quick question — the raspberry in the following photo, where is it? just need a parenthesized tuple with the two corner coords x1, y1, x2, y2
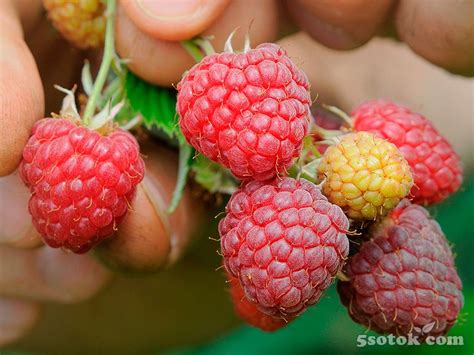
(337, 200, 463, 337)
(177, 43, 311, 181)
(43, 0, 105, 49)
(352, 99, 463, 205)
(317, 132, 413, 220)
(219, 177, 349, 318)
(228, 274, 290, 331)
(20, 118, 145, 253)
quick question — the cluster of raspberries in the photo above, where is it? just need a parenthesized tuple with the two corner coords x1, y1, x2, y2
(176, 43, 463, 338)
(26, 3, 465, 340)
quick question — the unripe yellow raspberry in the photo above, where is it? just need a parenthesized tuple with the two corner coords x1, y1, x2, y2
(317, 132, 413, 220)
(43, 0, 105, 49)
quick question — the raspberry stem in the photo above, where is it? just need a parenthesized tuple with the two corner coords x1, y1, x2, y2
(181, 40, 205, 62)
(82, 0, 117, 125)
(322, 104, 353, 127)
(181, 38, 215, 62)
(311, 124, 344, 139)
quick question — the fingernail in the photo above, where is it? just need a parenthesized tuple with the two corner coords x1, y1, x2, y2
(136, 0, 202, 20)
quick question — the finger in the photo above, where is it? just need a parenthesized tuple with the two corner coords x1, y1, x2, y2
(0, 246, 110, 303)
(0, 172, 42, 248)
(395, 0, 474, 75)
(95, 143, 204, 272)
(120, 0, 231, 41)
(116, 0, 279, 86)
(0, 0, 44, 176)
(286, 0, 393, 50)
(0, 298, 40, 347)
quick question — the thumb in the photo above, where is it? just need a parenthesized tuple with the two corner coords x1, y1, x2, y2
(120, 0, 231, 41)
(0, 0, 44, 176)
(95, 142, 206, 273)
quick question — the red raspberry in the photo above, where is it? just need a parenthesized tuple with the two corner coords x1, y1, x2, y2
(352, 99, 463, 205)
(337, 200, 463, 337)
(177, 43, 311, 181)
(219, 177, 349, 318)
(20, 118, 145, 253)
(228, 274, 290, 331)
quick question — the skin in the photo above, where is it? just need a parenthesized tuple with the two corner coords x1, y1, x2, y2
(0, 0, 472, 352)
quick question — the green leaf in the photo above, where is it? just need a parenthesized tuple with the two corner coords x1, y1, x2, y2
(124, 70, 181, 140)
(191, 155, 238, 195)
(167, 144, 195, 213)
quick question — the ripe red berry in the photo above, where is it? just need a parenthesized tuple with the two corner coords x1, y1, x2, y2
(337, 200, 463, 337)
(219, 177, 349, 318)
(352, 99, 463, 205)
(20, 118, 145, 253)
(228, 274, 290, 331)
(177, 43, 311, 181)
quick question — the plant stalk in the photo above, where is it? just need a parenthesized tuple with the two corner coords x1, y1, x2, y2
(82, 0, 117, 125)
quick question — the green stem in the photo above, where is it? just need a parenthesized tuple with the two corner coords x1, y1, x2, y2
(181, 38, 216, 63)
(82, 0, 117, 125)
(181, 40, 205, 62)
(322, 104, 353, 127)
(167, 144, 195, 213)
(194, 38, 216, 56)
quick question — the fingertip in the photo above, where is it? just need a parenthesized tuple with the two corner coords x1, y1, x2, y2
(95, 181, 173, 273)
(115, 5, 194, 86)
(286, 0, 393, 50)
(0, 10, 44, 176)
(395, 0, 474, 75)
(37, 248, 112, 304)
(0, 172, 43, 248)
(120, 0, 231, 41)
(95, 145, 201, 273)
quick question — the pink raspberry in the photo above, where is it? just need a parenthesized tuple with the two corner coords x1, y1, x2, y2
(20, 118, 145, 253)
(338, 200, 463, 337)
(352, 99, 463, 205)
(177, 43, 311, 181)
(220, 177, 349, 318)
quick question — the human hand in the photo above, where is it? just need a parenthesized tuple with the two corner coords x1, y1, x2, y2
(117, 0, 474, 86)
(0, 0, 206, 349)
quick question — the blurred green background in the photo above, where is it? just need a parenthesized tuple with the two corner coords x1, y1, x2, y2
(165, 175, 474, 355)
